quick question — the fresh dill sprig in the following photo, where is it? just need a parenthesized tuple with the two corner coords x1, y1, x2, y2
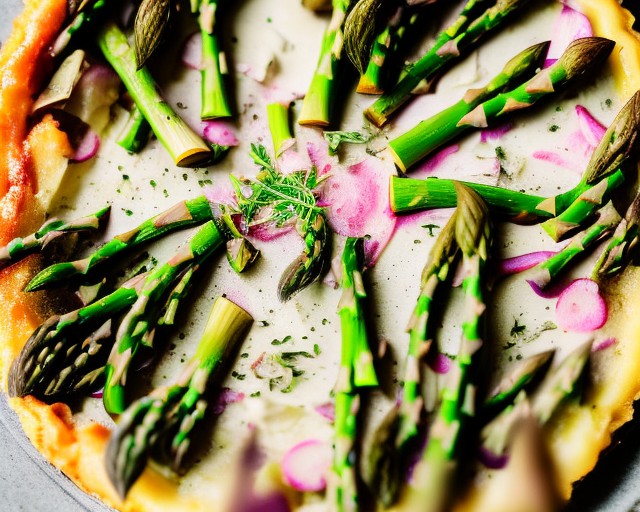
(230, 143, 330, 301)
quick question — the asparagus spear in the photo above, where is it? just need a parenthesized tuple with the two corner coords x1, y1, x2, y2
(356, 6, 420, 95)
(134, 0, 172, 69)
(51, 0, 110, 57)
(388, 41, 549, 172)
(390, 175, 550, 221)
(483, 350, 554, 413)
(401, 182, 491, 512)
(0, 206, 110, 270)
(103, 220, 227, 415)
(298, 0, 353, 127)
(105, 296, 253, 498)
(592, 192, 640, 278)
(230, 144, 329, 301)
(267, 102, 294, 157)
(364, 211, 459, 507)
(117, 105, 152, 153)
(8, 273, 149, 400)
(98, 22, 212, 167)
(482, 341, 591, 458)
(25, 196, 216, 292)
(528, 202, 621, 291)
(332, 237, 379, 511)
(364, 0, 534, 127)
(193, 0, 234, 119)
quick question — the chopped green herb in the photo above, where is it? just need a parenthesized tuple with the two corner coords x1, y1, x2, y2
(510, 319, 526, 338)
(163, 189, 169, 198)
(323, 130, 368, 156)
(149, 180, 157, 188)
(495, 146, 507, 160)
(250, 391, 261, 397)
(421, 224, 440, 237)
(271, 335, 292, 346)
(231, 371, 246, 380)
(549, 124, 560, 132)
(313, 343, 321, 355)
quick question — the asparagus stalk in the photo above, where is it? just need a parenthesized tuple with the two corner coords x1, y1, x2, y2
(103, 220, 227, 415)
(8, 273, 149, 400)
(332, 237, 379, 511)
(364, 0, 534, 127)
(592, 192, 640, 278)
(51, 0, 110, 57)
(97, 22, 212, 167)
(528, 202, 622, 291)
(390, 175, 550, 222)
(298, 0, 353, 127)
(0, 206, 110, 270)
(117, 105, 152, 153)
(401, 182, 491, 512)
(231, 144, 329, 301)
(390, 172, 626, 222)
(193, 0, 234, 119)
(388, 41, 549, 172)
(134, 0, 172, 69)
(483, 350, 554, 412)
(105, 296, 253, 498)
(356, 6, 419, 95)
(267, 102, 294, 157)
(25, 196, 216, 292)
(364, 211, 460, 507)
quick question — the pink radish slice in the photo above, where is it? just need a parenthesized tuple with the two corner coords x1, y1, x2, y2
(575, 105, 606, 148)
(314, 402, 335, 422)
(71, 128, 100, 162)
(480, 122, 513, 144)
(545, 4, 593, 68)
(202, 120, 239, 146)
(478, 446, 509, 470)
(90, 389, 104, 399)
(281, 439, 332, 492)
(498, 251, 557, 276)
(527, 279, 569, 299)
(593, 337, 617, 352)
(555, 278, 607, 332)
(212, 387, 245, 415)
(428, 353, 452, 375)
(181, 32, 202, 70)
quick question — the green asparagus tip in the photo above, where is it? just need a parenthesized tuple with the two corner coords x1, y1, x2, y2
(343, 0, 387, 75)
(25, 262, 83, 292)
(554, 37, 615, 83)
(584, 89, 640, 185)
(134, 0, 171, 69)
(453, 181, 490, 257)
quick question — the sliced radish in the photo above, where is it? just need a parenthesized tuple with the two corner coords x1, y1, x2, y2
(90, 389, 104, 399)
(575, 105, 606, 148)
(71, 127, 100, 162)
(555, 278, 607, 332)
(202, 120, 239, 147)
(212, 387, 245, 415)
(281, 439, 332, 492)
(314, 402, 335, 422)
(181, 32, 203, 70)
(527, 279, 568, 299)
(545, 4, 593, 68)
(480, 122, 513, 144)
(593, 337, 617, 352)
(498, 251, 557, 276)
(478, 445, 509, 470)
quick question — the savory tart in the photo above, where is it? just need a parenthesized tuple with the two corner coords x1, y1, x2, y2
(1, 1, 640, 511)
